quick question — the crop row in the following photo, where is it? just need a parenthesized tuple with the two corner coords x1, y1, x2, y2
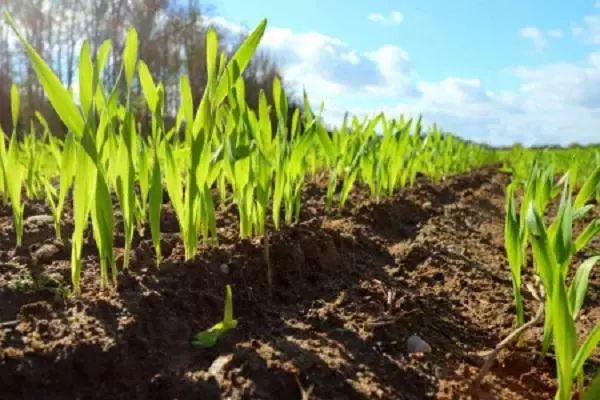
(1, 12, 498, 292)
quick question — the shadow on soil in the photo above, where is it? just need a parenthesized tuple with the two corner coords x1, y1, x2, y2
(1, 166, 571, 400)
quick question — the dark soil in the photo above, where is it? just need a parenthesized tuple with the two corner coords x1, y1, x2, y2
(0, 166, 598, 400)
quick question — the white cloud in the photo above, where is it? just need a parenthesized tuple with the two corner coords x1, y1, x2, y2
(406, 56, 600, 146)
(205, 16, 600, 146)
(367, 11, 404, 25)
(339, 51, 360, 65)
(510, 54, 600, 110)
(520, 26, 565, 50)
(579, 15, 600, 43)
(520, 26, 547, 49)
(203, 16, 247, 35)
(365, 45, 411, 85)
(390, 12, 404, 24)
(257, 26, 418, 99)
(367, 13, 386, 23)
(548, 29, 564, 38)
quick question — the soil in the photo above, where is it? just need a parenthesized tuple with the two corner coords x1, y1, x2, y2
(0, 165, 598, 400)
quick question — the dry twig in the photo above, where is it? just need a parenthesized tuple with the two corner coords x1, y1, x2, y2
(472, 281, 545, 395)
(0, 320, 18, 328)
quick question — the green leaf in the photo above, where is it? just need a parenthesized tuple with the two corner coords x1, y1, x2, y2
(303, 89, 313, 125)
(272, 76, 284, 121)
(149, 155, 163, 265)
(34, 111, 50, 134)
(163, 144, 183, 226)
(214, 19, 267, 106)
(568, 256, 600, 319)
(138, 60, 157, 111)
(233, 145, 252, 160)
(552, 278, 576, 400)
(206, 28, 218, 93)
(6, 132, 23, 245)
(192, 285, 237, 348)
(71, 145, 97, 293)
(10, 83, 19, 131)
(317, 124, 335, 162)
(79, 41, 94, 117)
(526, 202, 555, 293)
(505, 183, 524, 327)
(581, 370, 600, 400)
(575, 164, 600, 210)
(95, 39, 112, 77)
(180, 75, 194, 139)
(192, 321, 228, 347)
(339, 168, 359, 208)
(572, 205, 595, 221)
(553, 183, 573, 267)
(123, 27, 138, 89)
(575, 220, 600, 253)
(572, 323, 600, 378)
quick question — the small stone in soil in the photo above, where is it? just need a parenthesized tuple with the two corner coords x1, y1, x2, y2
(209, 354, 233, 378)
(32, 243, 61, 264)
(25, 214, 54, 226)
(220, 263, 229, 274)
(407, 334, 432, 354)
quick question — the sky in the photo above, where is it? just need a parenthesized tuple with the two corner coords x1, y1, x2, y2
(202, 0, 600, 147)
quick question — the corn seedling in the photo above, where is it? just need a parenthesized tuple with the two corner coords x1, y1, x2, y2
(525, 178, 600, 400)
(192, 284, 238, 347)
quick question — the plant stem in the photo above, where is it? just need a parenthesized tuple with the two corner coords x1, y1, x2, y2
(264, 232, 272, 298)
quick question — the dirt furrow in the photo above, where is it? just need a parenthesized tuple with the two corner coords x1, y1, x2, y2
(0, 166, 598, 399)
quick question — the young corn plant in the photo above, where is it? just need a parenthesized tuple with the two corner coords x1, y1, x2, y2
(137, 60, 165, 265)
(44, 132, 76, 240)
(6, 11, 117, 292)
(165, 21, 266, 259)
(526, 178, 600, 400)
(192, 284, 238, 347)
(164, 72, 216, 260)
(113, 27, 140, 270)
(504, 182, 525, 340)
(0, 84, 25, 247)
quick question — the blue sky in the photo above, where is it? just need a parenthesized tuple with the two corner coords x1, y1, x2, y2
(204, 0, 600, 146)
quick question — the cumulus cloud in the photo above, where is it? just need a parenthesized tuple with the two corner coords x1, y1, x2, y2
(367, 13, 385, 23)
(363, 45, 418, 96)
(367, 11, 404, 25)
(258, 26, 418, 99)
(520, 26, 565, 50)
(511, 54, 600, 110)
(520, 26, 547, 49)
(201, 17, 417, 100)
(576, 15, 600, 44)
(406, 55, 600, 146)
(206, 16, 600, 146)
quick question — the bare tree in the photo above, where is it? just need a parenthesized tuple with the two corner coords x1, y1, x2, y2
(0, 0, 304, 136)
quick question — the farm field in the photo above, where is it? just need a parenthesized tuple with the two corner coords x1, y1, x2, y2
(1, 12, 600, 400)
(0, 163, 598, 400)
